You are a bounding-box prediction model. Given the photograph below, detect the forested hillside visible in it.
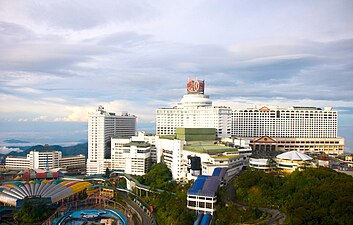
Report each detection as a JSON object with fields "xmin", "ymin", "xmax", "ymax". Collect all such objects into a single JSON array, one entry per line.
[{"xmin": 234, "ymin": 168, "xmax": 353, "ymax": 225}]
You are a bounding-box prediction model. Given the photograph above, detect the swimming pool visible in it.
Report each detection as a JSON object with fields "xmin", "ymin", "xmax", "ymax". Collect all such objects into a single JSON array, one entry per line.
[{"xmin": 55, "ymin": 209, "xmax": 127, "ymax": 225}]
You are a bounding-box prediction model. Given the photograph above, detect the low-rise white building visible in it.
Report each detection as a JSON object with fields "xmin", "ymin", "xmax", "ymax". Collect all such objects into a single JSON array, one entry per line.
[
  {"xmin": 5, "ymin": 150, "xmax": 85, "ymax": 172},
  {"xmin": 59, "ymin": 154, "xmax": 86, "ymax": 172},
  {"xmin": 110, "ymin": 134, "xmax": 153, "ymax": 176},
  {"xmin": 249, "ymin": 158, "xmax": 271, "ymax": 170},
  {"xmin": 155, "ymin": 128, "xmax": 249, "ymax": 181},
  {"xmin": 276, "ymin": 151, "xmax": 313, "ymax": 173},
  {"xmin": 206, "ymin": 154, "xmax": 247, "ymax": 177},
  {"xmin": 4, "ymin": 156, "xmax": 30, "ymax": 170}
]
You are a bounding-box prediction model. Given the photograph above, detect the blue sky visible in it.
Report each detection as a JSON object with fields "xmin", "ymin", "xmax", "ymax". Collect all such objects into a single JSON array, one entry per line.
[{"xmin": 0, "ymin": 1, "xmax": 352, "ymax": 151}]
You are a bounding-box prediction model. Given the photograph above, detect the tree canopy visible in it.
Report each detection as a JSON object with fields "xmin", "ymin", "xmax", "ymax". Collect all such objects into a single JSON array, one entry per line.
[
  {"xmin": 145, "ymin": 191, "xmax": 194, "ymax": 225},
  {"xmin": 139, "ymin": 162, "xmax": 173, "ymax": 189},
  {"xmin": 234, "ymin": 168, "xmax": 353, "ymax": 225},
  {"xmin": 136, "ymin": 163, "xmax": 194, "ymax": 225},
  {"xmin": 13, "ymin": 199, "xmax": 55, "ymax": 224}
]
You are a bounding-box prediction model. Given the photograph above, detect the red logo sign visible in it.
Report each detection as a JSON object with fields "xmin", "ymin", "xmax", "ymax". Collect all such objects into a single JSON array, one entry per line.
[{"xmin": 187, "ymin": 79, "xmax": 200, "ymax": 93}]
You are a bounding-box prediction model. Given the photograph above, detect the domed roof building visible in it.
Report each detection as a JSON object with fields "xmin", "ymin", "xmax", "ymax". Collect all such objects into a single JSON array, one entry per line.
[
  {"xmin": 276, "ymin": 151, "xmax": 313, "ymax": 173},
  {"xmin": 156, "ymin": 79, "xmax": 232, "ymax": 138},
  {"xmin": 178, "ymin": 93, "xmax": 212, "ymax": 108}
]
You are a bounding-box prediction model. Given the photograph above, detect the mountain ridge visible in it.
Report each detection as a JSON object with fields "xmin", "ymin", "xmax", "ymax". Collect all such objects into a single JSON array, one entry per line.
[{"xmin": 4, "ymin": 143, "xmax": 88, "ymax": 158}]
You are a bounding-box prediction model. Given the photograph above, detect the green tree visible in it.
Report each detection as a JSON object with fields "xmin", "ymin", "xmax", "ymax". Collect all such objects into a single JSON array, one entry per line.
[
  {"xmin": 136, "ymin": 163, "xmax": 193, "ymax": 225},
  {"xmin": 143, "ymin": 163, "xmax": 172, "ymax": 189},
  {"xmin": 234, "ymin": 168, "xmax": 353, "ymax": 225},
  {"xmin": 215, "ymin": 203, "xmax": 265, "ymax": 225},
  {"xmin": 14, "ymin": 199, "xmax": 55, "ymax": 224},
  {"xmin": 146, "ymin": 189, "xmax": 194, "ymax": 225},
  {"xmin": 105, "ymin": 167, "xmax": 111, "ymax": 178}
]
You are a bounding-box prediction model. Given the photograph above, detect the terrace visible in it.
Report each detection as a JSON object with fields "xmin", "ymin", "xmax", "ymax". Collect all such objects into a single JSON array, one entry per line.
[
  {"xmin": 183, "ymin": 142, "xmax": 238, "ymax": 155},
  {"xmin": 123, "ymin": 141, "xmax": 151, "ymax": 148}
]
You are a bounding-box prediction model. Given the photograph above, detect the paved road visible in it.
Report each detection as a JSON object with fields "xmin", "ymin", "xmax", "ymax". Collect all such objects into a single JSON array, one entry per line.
[
  {"xmin": 231, "ymin": 201, "xmax": 286, "ymax": 225},
  {"xmin": 120, "ymin": 192, "xmax": 151, "ymax": 225},
  {"xmin": 225, "ymin": 174, "xmax": 286, "ymax": 225},
  {"xmin": 258, "ymin": 207, "xmax": 286, "ymax": 225}
]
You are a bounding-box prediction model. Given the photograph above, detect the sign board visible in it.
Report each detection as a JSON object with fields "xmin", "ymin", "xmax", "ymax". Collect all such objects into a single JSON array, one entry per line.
[{"xmin": 187, "ymin": 79, "xmax": 205, "ymax": 94}]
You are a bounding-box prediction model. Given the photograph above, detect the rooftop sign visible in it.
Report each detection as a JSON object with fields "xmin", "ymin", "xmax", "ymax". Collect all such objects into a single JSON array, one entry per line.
[{"xmin": 187, "ymin": 79, "xmax": 205, "ymax": 94}]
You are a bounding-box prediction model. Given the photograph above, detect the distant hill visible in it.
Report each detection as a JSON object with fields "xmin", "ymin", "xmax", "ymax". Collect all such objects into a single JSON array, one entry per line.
[
  {"xmin": 3, "ymin": 139, "xmax": 30, "ymax": 144},
  {"xmin": 5, "ymin": 143, "xmax": 88, "ymax": 158},
  {"xmin": 61, "ymin": 143, "xmax": 88, "ymax": 157}
]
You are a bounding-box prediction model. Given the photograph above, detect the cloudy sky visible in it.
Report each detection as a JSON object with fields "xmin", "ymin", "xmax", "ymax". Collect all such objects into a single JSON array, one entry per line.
[{"xmin": 0, "ymin": 1, "xmax": 352, "ymax": 150}]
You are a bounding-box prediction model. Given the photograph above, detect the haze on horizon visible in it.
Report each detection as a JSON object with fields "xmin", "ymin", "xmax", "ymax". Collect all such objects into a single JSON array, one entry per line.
[{"xmin": 0, "ymin": 1, "xmax": 352, "ymax": 151}]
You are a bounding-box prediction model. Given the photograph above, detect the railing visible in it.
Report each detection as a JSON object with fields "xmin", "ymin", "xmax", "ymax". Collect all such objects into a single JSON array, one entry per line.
[
  {"xmin": 41, "ymin": 190, "xmax": 156, "ymax": 225},
  {"xmin": 41, "ymin": 205, "xmax": 68, "ymax": 225},
  {"xmin": 129, "ymin": 194, "xmax": 157, "ymax": 225},
  {"xmin": 41, "ymin": 196, "xmax": 134, "ymax": 225},
  {"xmin": 55, "ymin": 174, "xmax": 159, "ymax": 224},
  {"xmin": 111, "ymin": 172, "xmax": 165, "ymax": 194}
]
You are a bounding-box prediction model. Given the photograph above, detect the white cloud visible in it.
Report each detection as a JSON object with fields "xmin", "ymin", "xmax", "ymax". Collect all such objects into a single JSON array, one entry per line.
[
  {"xmin": 11, "ymin": 87, "xmax": 42, "ymax": 94},
  {"xmin": 53, "ymin": 100, "xmax": 157, "ymax": 122},
  {"xmin": 0, "ymin": 71, "xmax": 63, "ymax": 87},
  {"xmin": 32, "ymin": 115, "xmax": 48, "ymax": 121},
  {"xmin": 0, "ymin": 1, "xmax": 353, "ymax": 148},
  {"xmin": 0, "ymin": 146, "xmax": 22, "ymax": 154},
  {"xmin": 54, "ymin": 106, "xmax": 95, "ymax": 122}
]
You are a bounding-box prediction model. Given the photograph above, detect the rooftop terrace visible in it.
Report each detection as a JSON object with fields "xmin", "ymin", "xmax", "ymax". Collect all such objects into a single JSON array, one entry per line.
[
  {"xmin": 159, "ymin": 135, "xmax": 176, "ymax": 140},
  {"xmin": 212, "ymin": 154, "xmax": 242, "ymax": 159},
  {"xmin": 123, "ymin": 141, "xmax": 151, "ymax": 148},
  {"xmin": 183, "ymin": 142, "xmax": 238, "ymax": 154}
]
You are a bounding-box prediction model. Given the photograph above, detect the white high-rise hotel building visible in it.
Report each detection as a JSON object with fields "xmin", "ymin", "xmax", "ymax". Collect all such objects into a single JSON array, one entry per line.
[
  {"xmin": 232, "ymin": 106, "xmax": 344, "ymax": 155},
  {"xmin": 87, "ymin": 105, "xmax": 136, "ymax": 175},
  {"xmin": 156, "ymin": 79, "xmax": 231, "ymax": 138},
  {"xmin": 156, "ymin": 79, "xmax": 344, "ymax": 155},
  {"xmin": 232, "ymin": 106, "xmax": 337, "ymax": 138}
]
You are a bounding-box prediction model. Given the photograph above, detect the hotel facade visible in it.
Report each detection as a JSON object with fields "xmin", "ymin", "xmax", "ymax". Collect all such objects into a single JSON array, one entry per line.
[
  {"xmin": 232, "ymin": 106, "xmax": 344, "ymax": 155},
  {"xmin": 156, "ymin": 79, "xmax": 344, "ymax": 157},
  {"xmin": 86, "ymin": 105, "xmax": 136, "ymax": 175},
  {"xmin": 156, "ymin": 80, "xmax": 231, "ymax": 138}
]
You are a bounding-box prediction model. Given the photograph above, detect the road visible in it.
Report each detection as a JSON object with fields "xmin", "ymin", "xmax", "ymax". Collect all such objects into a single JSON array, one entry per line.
[
  {"xmin": 120, "ymin": 192, "xmax": 152, "ymax": 225},
  {"xmin": 231, "ymin": 201, "xmax": 286, "ymax": 225},
  {"xmin": 224, "ymin": 174, "xmax": 286, "ymax": 225}
]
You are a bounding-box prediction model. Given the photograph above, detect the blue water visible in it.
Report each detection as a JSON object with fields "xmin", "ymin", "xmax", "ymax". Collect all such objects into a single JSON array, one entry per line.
[{"xmin": 56, "ymin": 209, "xmax": 127, "ymax": 225}]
